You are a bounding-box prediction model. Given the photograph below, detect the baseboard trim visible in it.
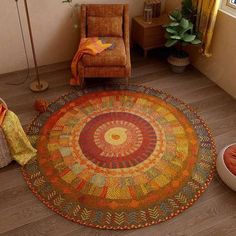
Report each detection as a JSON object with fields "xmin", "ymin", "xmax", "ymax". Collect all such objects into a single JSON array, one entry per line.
[{"xmin": 0, "ymin": 61, "xmax": 71, "ymax": 80}]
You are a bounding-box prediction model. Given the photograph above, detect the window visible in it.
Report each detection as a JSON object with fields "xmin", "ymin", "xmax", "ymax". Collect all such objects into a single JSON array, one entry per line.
[
  {"xmin": 222, "ymin": 0, "xmax": 236, "ymax": 16},
  {"xmin": 227, "ymin": 0, "xmax": 236, "ymax": 9}
]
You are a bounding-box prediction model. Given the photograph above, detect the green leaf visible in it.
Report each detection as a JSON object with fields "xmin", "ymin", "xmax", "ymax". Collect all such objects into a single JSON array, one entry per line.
[
  {"xmin": 182, "ymin": 34, "xmax": 196, "ymax": 42},
  {"xmin": 164, "ymin": 22, "xmax": 179, "ymax": 28},
  {"xmin": 180, "ymin": 18, "xmax": 189, "ymax": 29},
  {"xmin": 166, "ymin": 27, "xmax": 178, "ymax": 34},
  {"xmin": 188, "ymin": 22, "xmax": 194, "ymax": 29},
  {"xmin": 169, "ymin": 15, "xmax": 177, "ymax": 21},
  {"xmin": 169, "ymin": 22, "xmax": 179, "ymax": 27},
  {"xmin": 165, "ymin": 39, "xmax": 178, "ymax": 47},
  {"xmin": 170, "ymin": 35, "xmax": 181, "ymax": 40},
  {"xmin": 170, "ymin": 10, "xmax": 182, "ymax": 21},
  {"xmin": 170, "ymin": 10, "xmax": 178, "ymax": 18},
  {"xmin": 179, "ymin": 23, "xmax": 193, "ymax": 36},
  {"xmin": 191, "ymin": 39, "xmax": 201, "ymax": 44}
]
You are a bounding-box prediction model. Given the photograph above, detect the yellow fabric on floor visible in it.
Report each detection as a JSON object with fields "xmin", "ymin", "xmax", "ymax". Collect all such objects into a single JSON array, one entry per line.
[{"xmin": 1, "ymin": 111, "xmax": 37, "ymax": 165}]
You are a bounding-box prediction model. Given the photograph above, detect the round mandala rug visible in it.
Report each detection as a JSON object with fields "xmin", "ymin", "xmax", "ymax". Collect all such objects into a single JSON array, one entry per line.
[{"xmin": 22, "ymin": 84, "xmax": 216, "ymax": 230}]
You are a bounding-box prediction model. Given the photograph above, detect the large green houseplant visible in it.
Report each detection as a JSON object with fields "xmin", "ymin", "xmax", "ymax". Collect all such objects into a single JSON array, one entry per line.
[{"xmin": 164, "ymin": 1, "xmax": 201, "ymax": 73}]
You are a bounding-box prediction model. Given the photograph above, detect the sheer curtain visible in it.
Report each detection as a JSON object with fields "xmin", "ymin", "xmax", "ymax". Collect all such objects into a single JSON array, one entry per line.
[{"xmin": 193, "ymin": 0, "xmax": 221, "ymax": 56}]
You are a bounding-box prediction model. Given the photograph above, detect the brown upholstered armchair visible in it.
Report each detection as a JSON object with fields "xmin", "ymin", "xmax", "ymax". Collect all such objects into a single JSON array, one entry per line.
[{"xmin": 79, "ymin": 4, "xmax": 131, "ymax": 87}]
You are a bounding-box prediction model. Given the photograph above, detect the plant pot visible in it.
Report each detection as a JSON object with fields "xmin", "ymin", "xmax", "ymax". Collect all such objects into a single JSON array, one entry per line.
[{"xmin": 167, "ymin": 55, "xmax": 190, "ymax": 73}]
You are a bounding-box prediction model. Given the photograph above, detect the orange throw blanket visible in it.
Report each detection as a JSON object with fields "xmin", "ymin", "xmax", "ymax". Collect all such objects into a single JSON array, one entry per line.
[
  {"xmin": 70, "ymin": 37, "xmax": 112, "ymax": 86},
  {"xmin": 0, "ymin": 104, "xmax": 7, "ymax": 126}
]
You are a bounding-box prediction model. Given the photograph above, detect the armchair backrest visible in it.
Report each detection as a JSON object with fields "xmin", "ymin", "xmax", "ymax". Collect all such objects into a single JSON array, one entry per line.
[{"xmin": 80, "ymin": 4, "xmax": 129, "ymax": 39}]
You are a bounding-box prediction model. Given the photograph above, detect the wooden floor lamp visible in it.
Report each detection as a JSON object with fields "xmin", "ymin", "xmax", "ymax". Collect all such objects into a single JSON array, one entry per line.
[{"xmin": 23, "ymin": 0, "xmax": 48, "ymax": 92}]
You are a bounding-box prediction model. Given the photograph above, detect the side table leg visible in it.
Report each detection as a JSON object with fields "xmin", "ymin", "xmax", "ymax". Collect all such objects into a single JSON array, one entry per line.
[
  {"xmin": 125, "ymin": 77, "xmax": 129, "ymax": 86},
  {"xmin": 144, "ymin": 49, "xmax": 148, "ymax": 58}
]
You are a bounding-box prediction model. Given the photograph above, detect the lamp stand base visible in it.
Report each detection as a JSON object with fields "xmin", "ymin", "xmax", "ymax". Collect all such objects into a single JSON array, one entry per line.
[{"xmin": 30, "ymin": 80, "xmax": 48, "ymax": 92}]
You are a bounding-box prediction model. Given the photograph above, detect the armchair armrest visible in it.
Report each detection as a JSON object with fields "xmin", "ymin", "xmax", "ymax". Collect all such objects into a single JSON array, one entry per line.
[{"xmin": 124, "ymin": 4, "xmax": 131, "ymax": 76}]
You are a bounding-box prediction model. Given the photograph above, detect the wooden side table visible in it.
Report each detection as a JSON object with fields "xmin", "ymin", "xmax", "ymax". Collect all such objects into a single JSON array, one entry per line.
[{"xmin": 132, "ymin": 14, "xmax": 169, "ymax": 57}]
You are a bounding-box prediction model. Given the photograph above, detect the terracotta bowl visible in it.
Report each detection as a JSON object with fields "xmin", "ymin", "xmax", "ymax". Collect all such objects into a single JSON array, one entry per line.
[{"xmin": 217, "ymin": 143, "xmax": 236, "ymax": 191}]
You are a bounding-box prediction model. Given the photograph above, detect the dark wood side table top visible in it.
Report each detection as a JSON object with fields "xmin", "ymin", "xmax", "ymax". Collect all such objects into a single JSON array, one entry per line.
[{"xmin": 134, "ymin": 14, "xmax": 169, "ymax": 28}]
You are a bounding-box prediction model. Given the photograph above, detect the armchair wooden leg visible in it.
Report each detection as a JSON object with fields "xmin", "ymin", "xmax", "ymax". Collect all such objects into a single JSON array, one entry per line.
[
  {"xmin": 80, "ymin": 77, "xmax": 85, "ymax": 90},
  {"xmin": 125, "ymin": 76, "xmax": 130, "ymax": 86}
]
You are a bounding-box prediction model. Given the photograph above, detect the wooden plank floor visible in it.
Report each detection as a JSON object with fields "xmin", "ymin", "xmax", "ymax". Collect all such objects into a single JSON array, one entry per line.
[{"xmin": 0, "ymin": 50, "xmax": 236, "ymax": 236}]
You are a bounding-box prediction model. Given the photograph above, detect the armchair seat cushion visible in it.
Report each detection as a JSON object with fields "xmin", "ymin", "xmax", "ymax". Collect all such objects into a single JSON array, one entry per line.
[{"xmin": 82, "ymin": 37, "xmax": 127, "ymax": 67}]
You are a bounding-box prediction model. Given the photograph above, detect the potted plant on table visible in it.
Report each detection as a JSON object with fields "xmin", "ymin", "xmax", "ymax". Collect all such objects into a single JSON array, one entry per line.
[{"xmin": 163, "ymin": 1, "xmax": 201, "ymax": 73}]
